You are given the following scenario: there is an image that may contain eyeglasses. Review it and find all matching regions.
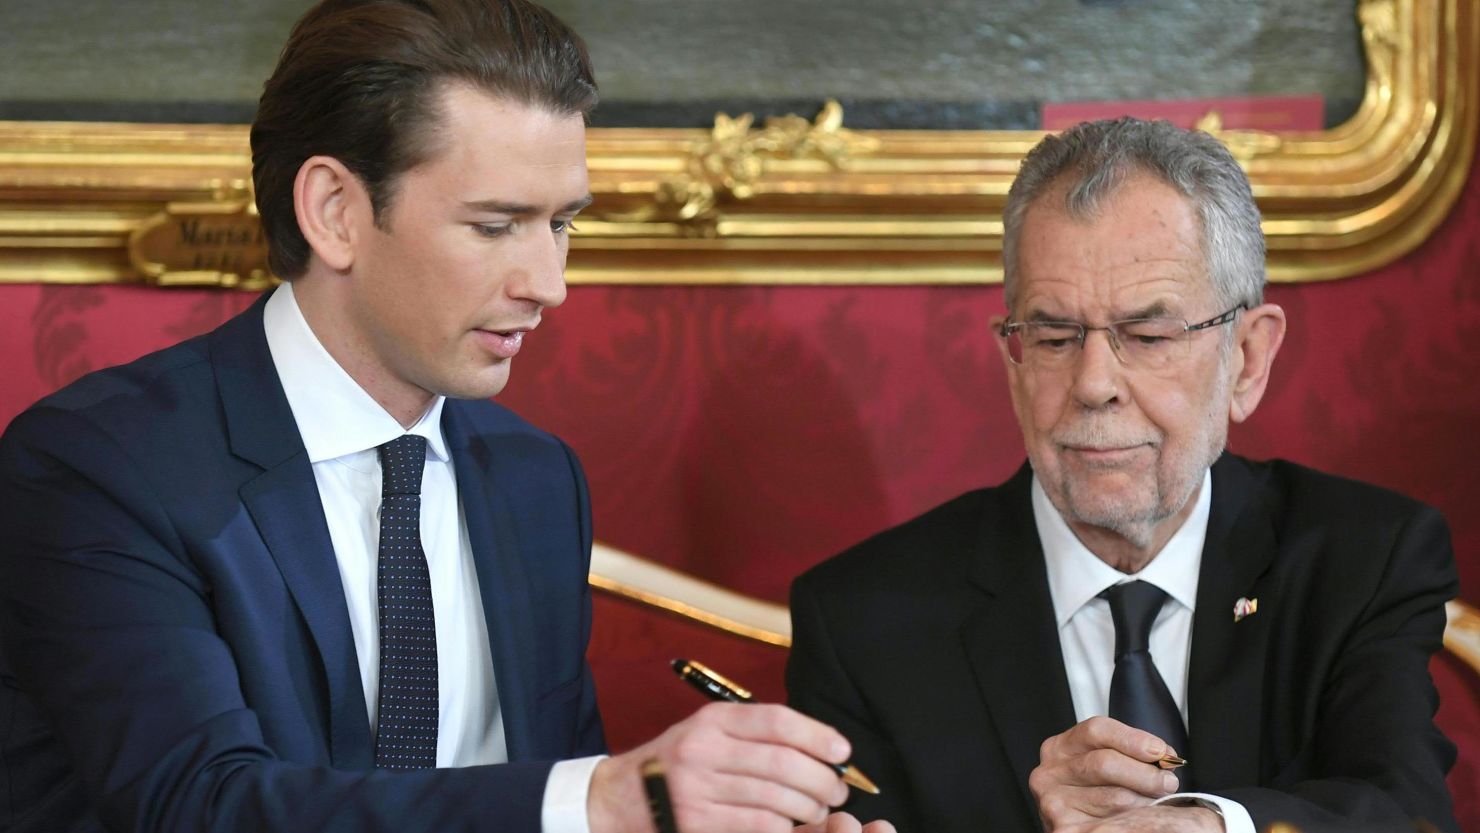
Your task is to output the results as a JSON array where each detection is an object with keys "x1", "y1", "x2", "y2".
[{"x1": 998, "y1": 305, "x2": 1245, "y2": 372}]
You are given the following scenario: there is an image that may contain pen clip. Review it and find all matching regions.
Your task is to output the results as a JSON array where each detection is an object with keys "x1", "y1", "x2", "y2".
[{"x1": 678, "y1": 659, "x2": 754, "y2": 701}]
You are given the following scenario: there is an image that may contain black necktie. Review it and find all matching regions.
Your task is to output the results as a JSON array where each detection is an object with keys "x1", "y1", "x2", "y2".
[
  {"x1": 374, "y1": 435, "x2": 438, "y2": 770},
  {"x1": 1100, "y1": 580, "x2": 1189, "y2": 784}
]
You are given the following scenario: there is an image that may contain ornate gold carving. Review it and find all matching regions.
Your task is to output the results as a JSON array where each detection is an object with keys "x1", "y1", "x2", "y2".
[
  {"x1": 1192, "y1": 111, "x2": 1284, "y2": 161},
  {"x1": 613, "y1": 100, "x2": 880, "y2": 232},
  {"x1": 0, "y1": 0, "x2": 1475, "y2": 286},
  {"x1": 1360, "y1": 0, "x2": 1400, "y2": 85}
]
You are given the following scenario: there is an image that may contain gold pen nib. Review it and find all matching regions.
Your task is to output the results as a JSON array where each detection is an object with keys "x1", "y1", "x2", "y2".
[
  {"x1": 842, "y1": 764, "x2": 881, "y2": 795},
  {"x1": 1157, "y1": 754, "x2": 1188, "y2": 770}
]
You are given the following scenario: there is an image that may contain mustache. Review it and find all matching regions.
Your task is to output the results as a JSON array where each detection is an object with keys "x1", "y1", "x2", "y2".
[{"x1": 1053, "y1": 422, "x2": 1161, "y2": 449}]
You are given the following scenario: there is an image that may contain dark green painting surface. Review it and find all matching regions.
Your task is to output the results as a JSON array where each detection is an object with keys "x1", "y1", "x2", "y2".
[{"x1": 0, "y1": 0, "x2": 1364, "y2": 129}]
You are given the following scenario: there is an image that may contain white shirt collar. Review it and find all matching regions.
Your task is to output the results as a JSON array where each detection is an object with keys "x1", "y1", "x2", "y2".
[
  {"x1": 262, "y1": 282, "x2": 450, "y2": 464},
  {"x1": 1035, "y1": 468, "x2": 1212, "y2": 628}
]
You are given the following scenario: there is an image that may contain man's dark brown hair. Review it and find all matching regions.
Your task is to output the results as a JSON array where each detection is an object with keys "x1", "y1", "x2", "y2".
[{"x1": 251, "y1": 0, "x2": 599, "y2": 279}]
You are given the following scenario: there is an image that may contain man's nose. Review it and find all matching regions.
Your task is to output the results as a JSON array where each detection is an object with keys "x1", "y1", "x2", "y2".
[
  {"x1": 1069, "y1": 328, "x2": 1124, "y2": 408},
  {"x1": 512, "y1": 231, "x2": 569, "y2": 309}
]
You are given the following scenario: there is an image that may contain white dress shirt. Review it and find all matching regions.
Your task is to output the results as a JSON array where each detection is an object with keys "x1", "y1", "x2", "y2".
[
  {"x1": 1034, "y1": 471, "x2": 1254, "y2": 833},
  {"x1": 263, "y1": 283, "x2": 600, "y2": 832}
]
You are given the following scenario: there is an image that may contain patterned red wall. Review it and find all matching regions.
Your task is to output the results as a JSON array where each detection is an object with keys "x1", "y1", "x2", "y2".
[{"x1": 1, "y1": 153, "x2": 1476, "y2": 811}]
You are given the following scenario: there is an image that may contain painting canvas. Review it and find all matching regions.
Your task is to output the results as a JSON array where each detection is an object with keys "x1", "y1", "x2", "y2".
[{"x1": 0, "y1": 0, "x2": 1364, "y2": 129}]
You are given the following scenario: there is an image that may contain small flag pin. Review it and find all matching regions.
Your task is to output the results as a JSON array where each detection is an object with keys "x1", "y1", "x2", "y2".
[{"x1": 1233, "y1": 597, "x2": 1259, "y2": 622}]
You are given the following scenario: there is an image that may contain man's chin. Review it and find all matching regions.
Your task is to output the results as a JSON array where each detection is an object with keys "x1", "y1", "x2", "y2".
[
  {"x1": 1062, "y1": 466, "x2": 1150, "y2": 499},
  {"x1": 436, "y1": 365, "x2": 512, "y2": 401},
  {"x1": 1061, "y1": 478, "x2": 1159, "y2": 528},
  {"x1": 1067, "y1": 496, "x2": 1157, "y2": 527}
]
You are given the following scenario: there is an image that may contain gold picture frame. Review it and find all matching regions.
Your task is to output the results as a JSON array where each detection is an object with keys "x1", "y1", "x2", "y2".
[{"x1": 0, "y1": 0, "x2": 1473, "y2": 289}]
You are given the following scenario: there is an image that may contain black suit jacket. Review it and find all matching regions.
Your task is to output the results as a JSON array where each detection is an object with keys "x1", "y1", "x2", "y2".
[
  {"x1": 0, "y1": 293, "x2": 605, "y2": 832},
  {"x1": 788, "y1": 456, "x2": 1458, "y2": 833}
]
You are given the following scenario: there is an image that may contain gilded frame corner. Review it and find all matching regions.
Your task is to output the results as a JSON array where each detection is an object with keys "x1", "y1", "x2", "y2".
[{"x1": 0, "y1": 0, "x2": 1474, "y2": 289}]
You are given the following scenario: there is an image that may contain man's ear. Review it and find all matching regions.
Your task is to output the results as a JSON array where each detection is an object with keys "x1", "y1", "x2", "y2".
[
  {"x1": 292, "y1": 155, "x2": 369, "y2": 273},
  {"x1": 989, "y1": 314, "x2": 1013, "y2": 366},
  {"x1": 1228, "y1": 303, "x2": 1287, "y2": 424}
]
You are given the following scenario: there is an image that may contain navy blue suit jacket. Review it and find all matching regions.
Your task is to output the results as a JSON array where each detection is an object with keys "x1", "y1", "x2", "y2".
[{"x1": 0, "y1": 294, "x2": 606, "y2": 832}]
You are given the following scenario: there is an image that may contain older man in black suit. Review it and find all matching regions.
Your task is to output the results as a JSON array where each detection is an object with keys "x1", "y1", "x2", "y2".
[{"x1": 787, "y1": 117, "x2": 1458, "y2": 833}]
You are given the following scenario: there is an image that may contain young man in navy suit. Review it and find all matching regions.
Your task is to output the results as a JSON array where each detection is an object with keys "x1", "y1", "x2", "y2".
[{"x1": 0, "y1": 2, "x2": 890, "y2": 832}]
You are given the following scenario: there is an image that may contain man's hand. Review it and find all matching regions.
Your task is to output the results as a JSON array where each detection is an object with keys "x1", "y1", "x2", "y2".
[
  {"x1": 1029, "y1": 716, "x2": 1182, "y2": 831},
  {"x1": 587, "y1": 702, "x2": 855, "y2": 833},
  {"x1": 1058, "y1": 804, "x2": 1222, "y2": 833},
  {"x1": 795, "y1": 812, "x2": 898, "y2": 833}
]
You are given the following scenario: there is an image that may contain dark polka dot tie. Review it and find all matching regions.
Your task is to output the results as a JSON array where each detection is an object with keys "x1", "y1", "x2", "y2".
[
  {"x1": 374, "y1": 434, "x2": 438, "y2": 770},
  {"x1": 1100, "y1": 580, "x2": 1190, "y2": 787}
]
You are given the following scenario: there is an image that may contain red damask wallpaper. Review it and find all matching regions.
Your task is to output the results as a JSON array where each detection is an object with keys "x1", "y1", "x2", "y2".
[{"x1": 1, "y1": 157, "x2": 1477, "y2": 815}]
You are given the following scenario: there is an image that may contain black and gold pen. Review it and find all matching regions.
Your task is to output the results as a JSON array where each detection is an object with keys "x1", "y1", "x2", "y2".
[{"x1": 670, "y1": 658, "x2": 881, "y2": 795}]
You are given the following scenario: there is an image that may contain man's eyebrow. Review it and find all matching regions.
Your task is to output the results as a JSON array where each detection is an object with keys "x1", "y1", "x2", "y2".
[
  {"x1": 461, "y1": 194, "x2": 594, "y2": 215},
  {"x1": 1018, "y1": 300, "x2": 1176, "y2": 323},
  {"x1": 563, "y1": 193, "x2": 595, "y2": 213},
  {"x1": 1022, "y1": 308, "x2": 1073, "y2": 324},
  {"x1": 1116, "y1": 300, "x2": 1175, "y2": 320}
]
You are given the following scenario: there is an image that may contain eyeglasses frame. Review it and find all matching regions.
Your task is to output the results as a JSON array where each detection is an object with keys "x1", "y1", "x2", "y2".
[{"x1": 997, "y1": 304, "x2": 1247, "y2": 368}]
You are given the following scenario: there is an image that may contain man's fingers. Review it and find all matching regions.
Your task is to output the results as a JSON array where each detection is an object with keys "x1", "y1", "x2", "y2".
[
  {"x1": 654, "y1": 704, "x2": 852, "y2": 817},
  {"x1": 685, "y1": 772, "x2": 834, "y2": 825},
  {"x1": 698, "y1": 702, "x2": 851, "y2": 764},
  {"x1": 1033, "y1": 748, "x2": 1176, "y2": 796},
  {"x1": 1084, "y1": 716, "x2": 1165, "y2": 758},
  {"x1": 726, "y1": 743, "x2": 849, "y2": 808},
  {"x1": 796, "y1": 811, "x2": 899, "y2": 833},
  {"x1": 795, "y1": 811, "x2": 865, "y2": 833},
  {"x1": 1044, "y1": 716, "x2": 1173, "y2": 764},
  {"x1": 666, "y1": 738, "x2": 848, "y2": 812},
  {"x1": 1068, "y1": 748, "x2": 1179, "y2": 797},
  {"x1": 674, "y1": 805, "x2": 798, "y2": 833},
  {"x1": 664, "y1": 723, "x2": 847, "y2": 809}
]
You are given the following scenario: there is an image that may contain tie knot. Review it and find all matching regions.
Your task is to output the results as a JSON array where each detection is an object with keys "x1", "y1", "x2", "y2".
[
  {"x1": 1100, "y1": 580, "x2": 1168, "y2": 658},
  {"x1": 378, "y1": 435, "x2": 428, "y2": 497}
]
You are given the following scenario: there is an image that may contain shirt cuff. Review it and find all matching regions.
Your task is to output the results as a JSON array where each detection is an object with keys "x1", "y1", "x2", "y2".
[
  {"x1": 1153, "y1": 792, "x2": 1255, "y2": 833},
  {"x1": 541, "y1": 755, "x2": 608, "y2": 833}
]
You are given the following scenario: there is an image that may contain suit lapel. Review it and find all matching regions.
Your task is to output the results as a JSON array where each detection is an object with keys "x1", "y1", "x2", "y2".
[
  {"x1": 212, "y1": 295, "x2": 372, "y2": 769},
  {"x1": 1186, "y1": 454, "x2": 1277, "y2": 790},
  {"x1": 956, "y1": 457, "x2": 1276, "y2": 801},
  {"x1": 961, "y1": 466, "x2": 1078, "y2": 816},
  {"x1": 444, "y1": 402, "x2": 539, "y2": 761}
]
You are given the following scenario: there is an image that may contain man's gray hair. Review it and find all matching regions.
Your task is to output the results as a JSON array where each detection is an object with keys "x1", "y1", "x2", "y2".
[{"x1": 1001, "y1": 117, "x2": 1266, "y2": 313}]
